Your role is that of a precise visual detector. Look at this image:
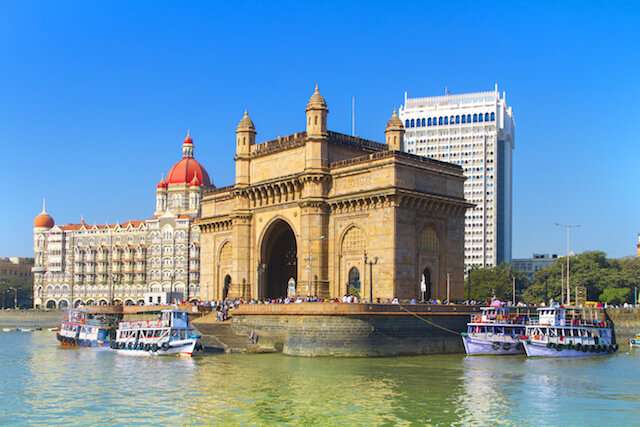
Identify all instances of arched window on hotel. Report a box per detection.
[450,115,454,124]
[485,112,490,121]
[479,113,483,122]
[490,112,495,121]
[473,113,478,123]
[427,117,431,126]
[416,118,421,127]
[455,115,460,124]
[421,118,426,127]
[405,119,410,128]
[461,115,466,124]
[444,116,448,125]
[410,119,415,128]
[438,116,443,125]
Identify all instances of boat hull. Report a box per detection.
[56,334,110,348]
[462,335,524,356]
[523,341,615,357]
[114,340,199,357]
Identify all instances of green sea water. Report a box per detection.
[1,331,639,426]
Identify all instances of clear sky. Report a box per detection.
[1,1,638,259]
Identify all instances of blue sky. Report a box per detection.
[1,1,638,258]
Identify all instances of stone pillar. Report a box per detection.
[299,200,329,298]
[231,212,252,299]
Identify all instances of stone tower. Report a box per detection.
[235,111,256,187]
[305,84,328,138]
[385,110,405,151]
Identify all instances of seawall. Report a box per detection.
[195,303,477,357]
[607,308,640,342]
[0,310,62,329]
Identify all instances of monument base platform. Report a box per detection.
[194,303,479,357]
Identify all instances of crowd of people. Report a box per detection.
[191,294,487,322]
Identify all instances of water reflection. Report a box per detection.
[0,332,638,426]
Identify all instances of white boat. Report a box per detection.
[462,306,533,356]
[629,334,640,348]
[522,306,618,357]
[111,309,202,357]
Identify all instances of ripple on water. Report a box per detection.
[1,333,640,426]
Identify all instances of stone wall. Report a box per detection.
[231,313,467,357]
[607,308,640,342]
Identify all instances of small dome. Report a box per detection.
[236,111,256,132]
[386,110,404,130]
[34,211,54,229]
[156,177,168,189]
[183,130,193,145]
[306,83,328,111]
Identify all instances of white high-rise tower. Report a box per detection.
[399,85,515,271]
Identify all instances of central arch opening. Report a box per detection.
[262,219,297,299]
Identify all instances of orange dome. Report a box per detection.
[167,158,211,186]
[34,212,54,229]
[183,133,193,145]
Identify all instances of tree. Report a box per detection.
[466,264,528,303]
[520,251,640,305]
[599,288,630,305]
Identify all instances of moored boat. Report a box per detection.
[111,309,202,357]
[56,308,119,348]
[521,306,618,357]
[462,305,533,356]
[630,334,640,348]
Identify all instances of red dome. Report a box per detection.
[34,212,55,229]
[167,158,211,186]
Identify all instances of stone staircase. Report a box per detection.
[193,315,254,353]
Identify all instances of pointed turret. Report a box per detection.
[182,130,194,158]
[385,110,405,151]
[305,84,328,138]
[235,110,256,187]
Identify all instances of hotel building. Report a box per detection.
[32,133,212,309]
[399,86,515,271]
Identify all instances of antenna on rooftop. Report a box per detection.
[351,96,356,136]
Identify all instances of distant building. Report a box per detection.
[511,253,558,281]
[399,85,515,272]
[637,233,640,257]
[0,257,34,308]
[0,257,34,281]
[32,133,212,309]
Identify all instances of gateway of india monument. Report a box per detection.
[198,85,471,303]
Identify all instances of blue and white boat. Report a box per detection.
[522,306,618,357]
[56,308,118,348]
[462,305,533,356]
[111,309,202,357]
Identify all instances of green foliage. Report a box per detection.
[520,251,640,305]
[0,275,33,308]
[599,288,630,305]
[466,264,528,302]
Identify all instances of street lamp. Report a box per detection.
[364,251,378,304]
[555,223,580,305]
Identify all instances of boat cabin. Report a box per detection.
[537,307,566,327]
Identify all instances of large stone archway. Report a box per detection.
[260,219,297,299]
